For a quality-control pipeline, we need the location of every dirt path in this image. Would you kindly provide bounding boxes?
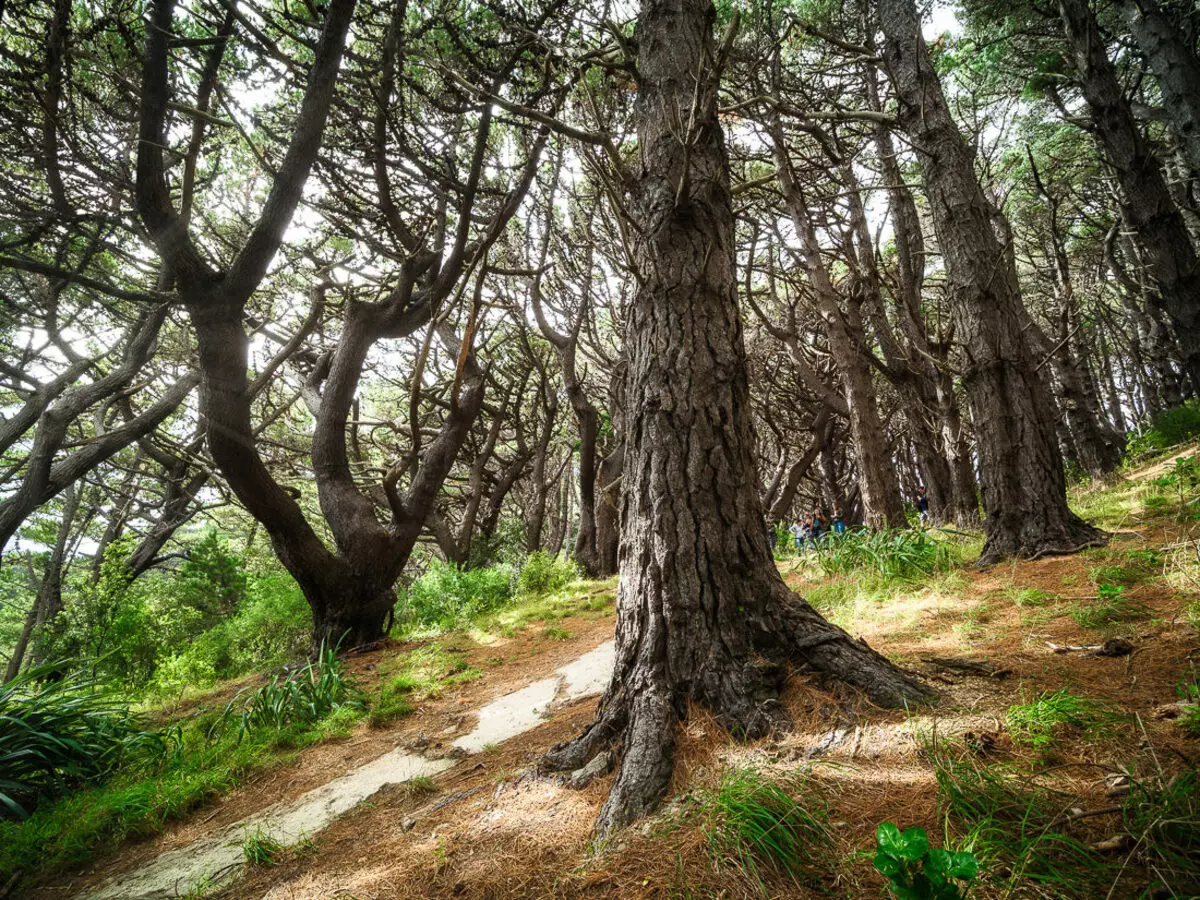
[79,641,615,900]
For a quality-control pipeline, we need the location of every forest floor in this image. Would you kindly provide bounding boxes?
[35,451,1200,900]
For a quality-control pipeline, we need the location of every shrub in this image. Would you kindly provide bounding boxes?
[874,822,978,899]
[1126,401,1200,460]
[399,559,514,629]
[147,573,311,697]
[0,663,173,818]
[515,551,579,597]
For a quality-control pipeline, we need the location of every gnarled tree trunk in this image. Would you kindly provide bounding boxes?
[542,0,931,838]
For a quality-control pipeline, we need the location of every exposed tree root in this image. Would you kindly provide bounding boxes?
[543,588,932,840]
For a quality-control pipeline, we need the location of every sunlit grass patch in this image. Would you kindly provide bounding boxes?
[1005,689,1125,750]
[1069,477,1139,528]
[952,601,995,647]
[367,644,483,728]
[476,578,617,637]
[1068,583,1151,630]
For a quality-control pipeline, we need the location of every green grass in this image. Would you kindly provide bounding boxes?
[367,644,483,728]
[0,661,176,818]
[700,766,833,887]
[813,528,957,582]
[1005,689,1124,750]
[221,643,357,741]
[0,663,364,887]
[1122,767,1200,895]
[241,826,285,866]
[1068,583,1150,629]
[928,747,1114,897]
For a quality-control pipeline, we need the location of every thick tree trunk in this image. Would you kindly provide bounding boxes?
[879,0,1105,563]
[542,0,930,838]
[1117,0,1200,180]
[1060,0,1200,391]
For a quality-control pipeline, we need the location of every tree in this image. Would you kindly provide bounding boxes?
[877,0,1106,563]
[1058,0,1200,396]
[541,0,930,838]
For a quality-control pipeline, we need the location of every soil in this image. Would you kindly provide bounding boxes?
[34,458,1200,899]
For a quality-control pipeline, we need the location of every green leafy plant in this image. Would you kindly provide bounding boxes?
[220,643,354,742]
[514,551,579,597]
[0,662,174,818]
[1148,456,1200,520]
[928,749,1114,894]
[874,822,978,899]
[815,529,954,583]
[240,826,285,866]
[1124,402,1200,461]
[1068,583,1149,629]
[1178,679,1200,738]
[398,560,514,630]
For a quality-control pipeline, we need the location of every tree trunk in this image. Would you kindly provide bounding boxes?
[1060,0,1200,392]
[771,134,907,528]
[7,486,81,679]
[879,0,1105,563]
[1117,0,1200,180]
[542,0,930,838]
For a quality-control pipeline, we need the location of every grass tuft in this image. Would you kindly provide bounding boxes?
[1005,689,1124,750]
[700,766,833,886]
[240,826,285,866]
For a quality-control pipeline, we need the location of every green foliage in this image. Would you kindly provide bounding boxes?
[367,644,481,727]
[399,559,514,630]
[1122,768,1200,893]
[1005,689,1122,750]
[147,571,311,698]
[874,822,978,900]
[1148,456,1200,520]
[1179,679,1200,739]
[514,551,579,597]
[176,530,248,619]
[0,662,175,819]
[220,644,355,741]
[51,540,158,686]
[701,767,832,884]
[1125,402,1200,461]
[241,826,285,866]
[0,686,357,884]
[1068,583,1150,629]
[815,529,954,583]
[929,749,1113,895]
